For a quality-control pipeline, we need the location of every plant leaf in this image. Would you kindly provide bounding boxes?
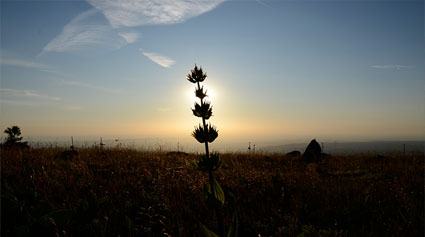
[200,223,219,237]
[204,184,221,209]
[213,178,225,206]
[227,211,239,237]
[204,178,225,206]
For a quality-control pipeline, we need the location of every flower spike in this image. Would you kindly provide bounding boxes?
[187,65,207,83]
[186,65,225,235]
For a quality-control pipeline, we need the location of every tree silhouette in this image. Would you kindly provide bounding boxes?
[4,125,23,146]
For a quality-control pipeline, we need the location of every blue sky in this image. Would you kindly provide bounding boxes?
[1,0,424,149]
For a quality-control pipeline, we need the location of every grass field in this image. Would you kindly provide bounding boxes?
[1,147,423,236]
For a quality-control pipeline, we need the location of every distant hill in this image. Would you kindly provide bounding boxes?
[264,141,424,154]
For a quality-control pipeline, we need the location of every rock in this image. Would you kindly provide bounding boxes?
[301,139,322,163]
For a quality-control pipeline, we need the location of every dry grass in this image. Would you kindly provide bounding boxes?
[1,147,423,236]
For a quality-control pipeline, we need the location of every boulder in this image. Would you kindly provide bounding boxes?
[301,139,322,163]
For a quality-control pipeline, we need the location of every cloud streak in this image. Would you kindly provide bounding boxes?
[0,58,56,73]
[0,98,82,111]
[0,88,61,101]
[371,65,414,70]
[0,99,38,107]
[42,9,127,54]
[0,55,123,94]
[140,49,175,68]
[118,31,141,43]
[87,0,226,28]
[43,0,225,55]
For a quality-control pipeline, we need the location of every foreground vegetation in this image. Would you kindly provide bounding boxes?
[1,146,423,236]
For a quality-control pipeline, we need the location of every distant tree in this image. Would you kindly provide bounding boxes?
[3,125,28,148]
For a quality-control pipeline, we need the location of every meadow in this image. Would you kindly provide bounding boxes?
[1,146,423,236]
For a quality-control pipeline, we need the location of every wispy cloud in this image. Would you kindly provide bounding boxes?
[0,99,38,107]
[43,0,226,62]
[0,55,123,94]
[140,49,175,68]
[0,58,56,73]
[42,9,127,54]
[87,0,226,28]
[0,98,82,111]
[118,31,141,43]
[0,88,61,101]
[371,65,414,70]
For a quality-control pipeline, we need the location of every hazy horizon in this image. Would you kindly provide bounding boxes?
[1,134,422,154]
[1,0,424,145]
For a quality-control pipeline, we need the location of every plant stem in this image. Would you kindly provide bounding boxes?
[197,81,224,236]
[197,82,211,162]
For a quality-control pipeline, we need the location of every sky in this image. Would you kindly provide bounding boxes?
[1,0,424,151]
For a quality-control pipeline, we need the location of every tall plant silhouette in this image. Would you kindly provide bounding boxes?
[187,65,226,236]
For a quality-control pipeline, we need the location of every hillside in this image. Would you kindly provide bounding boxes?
[1,147,424,236]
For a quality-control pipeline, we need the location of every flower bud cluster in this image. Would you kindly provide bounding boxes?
[195,86,207,100]
[192,102,212,120]
[187,65,207,83]
[192,124,218,143]
[191,153,222,172]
